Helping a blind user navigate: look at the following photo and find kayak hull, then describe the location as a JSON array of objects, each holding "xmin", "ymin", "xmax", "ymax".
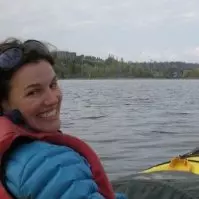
[{"xmin": 142, "ymin": 155, "xmax": 199, "ymax": 175}]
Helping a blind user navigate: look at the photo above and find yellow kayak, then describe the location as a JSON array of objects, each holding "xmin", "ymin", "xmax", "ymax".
[
  {"xmin": 113, "ymin": 149, "xmax": 199, "ymax": 199},
  {"xmin": 141, "ymin": 149, "xmax": 199, "ymax": 175}
]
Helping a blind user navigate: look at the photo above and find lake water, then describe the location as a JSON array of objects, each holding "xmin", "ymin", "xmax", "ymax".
[{"xmin": 59, "ymin": 79, "xmax": 199, "ymax": 180}]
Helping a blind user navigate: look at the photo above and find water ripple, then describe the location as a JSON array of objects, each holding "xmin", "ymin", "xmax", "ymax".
[{"xmin": 59, "ymin": 79, "xmax": 199, "ymax": 180}]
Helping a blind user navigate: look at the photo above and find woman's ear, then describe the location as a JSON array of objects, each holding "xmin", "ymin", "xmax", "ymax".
[{"xmin": 1, "ymin": 100, "xmax": 10, "ymax": 112}]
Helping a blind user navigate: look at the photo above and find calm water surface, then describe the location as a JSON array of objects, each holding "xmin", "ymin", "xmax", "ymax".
[{"xmin": 59, "ymin": 79, "xmax": 199, "ymax": 180}]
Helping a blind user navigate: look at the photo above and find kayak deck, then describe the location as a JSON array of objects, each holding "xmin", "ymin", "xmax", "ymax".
[{"xmin": 141, "ymin": 148, "xmax": 199, "ymax": 175}]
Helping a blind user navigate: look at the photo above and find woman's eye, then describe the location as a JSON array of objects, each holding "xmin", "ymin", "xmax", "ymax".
[
  {"xmin": 26, "ymin": 90, "xmax": 40, "ymax": 96},
  {"xmin": 50, "ymin": 82, "xmax": 58, "ymax": 89}
]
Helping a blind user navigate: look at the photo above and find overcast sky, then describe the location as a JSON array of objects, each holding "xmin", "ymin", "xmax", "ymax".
[{"xmin": 1, "ymin": 0, "xmax": 199, "ymax": 62}]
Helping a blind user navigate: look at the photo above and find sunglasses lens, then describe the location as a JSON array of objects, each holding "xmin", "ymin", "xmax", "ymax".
[
  {"xmin": 0, "ymin": 40, "xmax": 51, "ymax": 71},
  {"xmin": 0, "ymin": 48, "xmax": 22, "ymax": 70},
  {"xmin": 24, "ymin": 40, "xmax": 49, "ymax": 55}
]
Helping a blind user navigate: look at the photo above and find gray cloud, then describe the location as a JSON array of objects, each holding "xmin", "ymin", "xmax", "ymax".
[{"xmin": 1, "ymin": 0, "xmax": 199, "ymax": 62}]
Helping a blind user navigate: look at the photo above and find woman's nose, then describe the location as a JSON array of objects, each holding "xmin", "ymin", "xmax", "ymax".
[{"xmin": 43, "ymin": 89, "xmax": 59, "ymax": 106}]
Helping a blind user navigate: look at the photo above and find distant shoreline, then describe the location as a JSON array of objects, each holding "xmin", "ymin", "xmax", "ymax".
[
  {"xmin": 59, "ymin": 77, "xmax": 199, "ymax": 80},
  {"xmin": 53, "ymin": 51, "xmax": 199, "ymax": 79}
]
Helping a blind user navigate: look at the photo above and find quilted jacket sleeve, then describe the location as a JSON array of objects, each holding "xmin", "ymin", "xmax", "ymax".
[
  {"xmin": 4, "ymin": 140, "xmax": 127, "ymax": 199},
  {"xmin": 4, "ymin": 140, "xmax": 107, "ymax": 199}
]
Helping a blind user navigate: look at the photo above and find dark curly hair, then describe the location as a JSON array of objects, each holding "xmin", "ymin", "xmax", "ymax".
[{"xmin": 0, "ymin": 37, "xmax": 57, "ymax": 113}]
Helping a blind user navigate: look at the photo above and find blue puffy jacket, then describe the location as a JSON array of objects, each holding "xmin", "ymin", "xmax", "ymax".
[{"xmin": 4, "ymin": 140, "xmax": 127, "ymax": 199}]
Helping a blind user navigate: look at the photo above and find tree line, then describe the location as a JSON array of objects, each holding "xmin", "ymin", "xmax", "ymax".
[{"xmin": 51, "ymin": 51, "xmax": 199, "ymax": 79}]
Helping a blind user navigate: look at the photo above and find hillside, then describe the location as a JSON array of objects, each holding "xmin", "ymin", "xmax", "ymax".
[{"xmin": 52, "ymin": 51, "xmax": 199, "ymax": 79}]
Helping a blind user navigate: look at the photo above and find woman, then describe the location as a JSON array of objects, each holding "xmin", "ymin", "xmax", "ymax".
[{"xmin": 0, "ymin": 38, "xmax": 127, "ymax": 199}]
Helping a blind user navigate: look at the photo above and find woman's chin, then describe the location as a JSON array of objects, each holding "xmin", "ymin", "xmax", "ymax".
[{"xmin": 29, "ymin": 118, "xmax": 61, "ymax": 133}]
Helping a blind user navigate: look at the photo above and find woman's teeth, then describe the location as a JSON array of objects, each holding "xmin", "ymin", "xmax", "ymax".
[{"xmin": 39, "ymin": 109, "xmax": 57, "ymax": 118}]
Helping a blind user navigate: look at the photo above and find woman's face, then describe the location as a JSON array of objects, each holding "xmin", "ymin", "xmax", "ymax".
[{"xmin": 3, "ymin": 60, "xmax": 62, "ymax": 133}]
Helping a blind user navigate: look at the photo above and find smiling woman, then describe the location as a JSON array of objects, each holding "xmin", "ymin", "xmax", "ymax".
[
  {"xmin": 4, "ymin": 59, "xmax": 62, "ymax": 132},
  {"xmin": 0, "ymin": 38, "xmax": 127, "ymax": 199}
]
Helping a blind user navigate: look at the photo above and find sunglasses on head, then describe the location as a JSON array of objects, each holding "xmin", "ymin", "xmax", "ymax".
[{"xmin": 0, "ymin": 40, "xmax": 50, "ymax": 71}]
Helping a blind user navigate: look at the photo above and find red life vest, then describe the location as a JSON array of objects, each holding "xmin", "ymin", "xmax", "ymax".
[{"xmin": 0, "ymin": 117, "xmax": 115, "ymax": 199}]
